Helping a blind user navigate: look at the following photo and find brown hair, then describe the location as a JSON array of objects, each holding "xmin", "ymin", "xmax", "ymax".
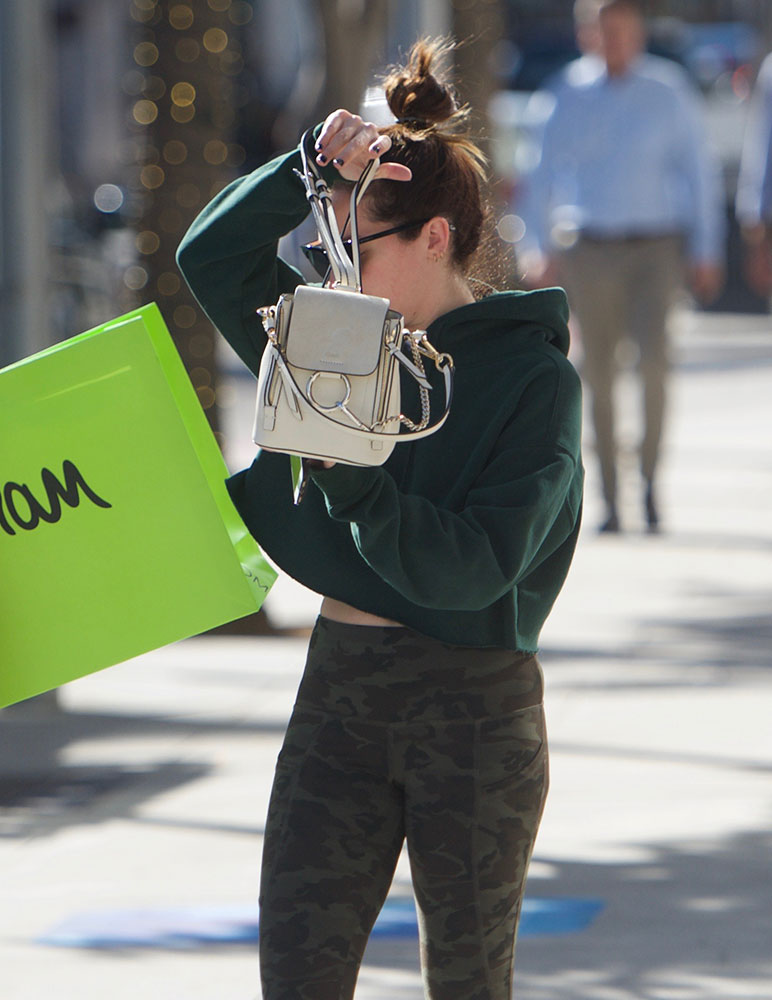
[{"xmin": 364, "ymin": 39, "xmax": 489, "ymax": 276}]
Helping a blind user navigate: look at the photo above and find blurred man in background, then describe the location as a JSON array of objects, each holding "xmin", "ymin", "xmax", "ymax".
[
  {"xmin": 518, "ymin": 0, "xmax": 724, "ymax": 534},
  {"xmin": 736, "ymin": 52, "xmax": 772, "ymax": 298}
]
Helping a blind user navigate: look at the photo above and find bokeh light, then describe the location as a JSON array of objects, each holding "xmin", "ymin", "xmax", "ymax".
[
  {"xmin": 133, "ymin": 99, "xmax": 158, "ymax": 125},
  {"xmin": 136, "ymin": 230, "xmax": 161, "ymax": 255},
  {"xmin": 190, "ymin": 366, "xmax": 211, "ymax": 387},
  {"xmin": 196, "ymin": 386, "xmax": 216, "ymax": 410},
  {"xmin": 122, "ymin": 69, "xmax": 145, "ymax": 95},
  {"xmin": 171, "ymin": 81, "xmax": 196, "ymax": 106},
  {"xmin": 496, "ymin": 214, "xmax": 526, "ymax": 244},
  {"xmin": 175, "ymin": 38, "xmax": 200, "ymax": 63},
  {"xmin": 123, "ymin": 265, "xmax": 149, "ymax": 290},
  {"xmin": 228, "ymin": 1, "xmax": 252, "ymax": 25},
  {"xmin": 130, "ymin": 2, "xmax": 157, "ymax": 24},
  {"xmin": 162, "ymin": 140, "xmax": 188, "ymax": 164},
  {"xmin": 171, "ymin": 105, "xmax": 196, "ymax": 123},
  {"xmin": 174, "ymin": 304, "xmax": 197, "ymax": 328},
  {"xmin": 189, "ymin": 334, "xmax": 212, "ymax": 358},
  {"xmin": 140, "ymin": 164, "xmax": 165, "ymax": 189},
  {"xmin": 203, "ymin": 139, "xmax": 228, "ymax": 165},
  {"xmin": 203, "ymin": 28, "xmax": 228, "ymax": 53},
  {"xmin": 133, "ymin": 41, "xmax": 159, "ymax": 67},
  {"xmin": 158, "ymin": 272, "xmax": 181, "ymax": 296},
  {"xmin": 142, "ymin": 76, "xmax": 166, "ymax": 100},
  {"xmin": 169, "ymin": 4, "xmax": 194, "ymax": 30},
  {"xmin": 93, "ymin": 183, "xmax": 125, "ymax": 213}
]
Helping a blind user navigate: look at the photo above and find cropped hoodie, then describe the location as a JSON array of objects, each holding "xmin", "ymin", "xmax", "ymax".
[{"xmin": 176, "ymin": 138, "xmax": 584, "ymax": 652}]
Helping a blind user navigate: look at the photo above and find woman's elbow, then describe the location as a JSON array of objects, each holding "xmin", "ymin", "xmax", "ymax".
[{"xmin": 175, "ymin": 236, "xmax": 199, "ymax": 278}]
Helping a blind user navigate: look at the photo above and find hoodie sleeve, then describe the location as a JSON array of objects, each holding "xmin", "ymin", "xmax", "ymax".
[
  {"xmin": 309, "ymin": 355, "xmax": 583, "ymax": 611},
  {"xmin": 176, "ymin": 134, "xmax": 337, "ymax": 375}
]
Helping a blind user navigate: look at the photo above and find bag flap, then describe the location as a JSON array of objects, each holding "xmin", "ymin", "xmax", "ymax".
[{"xmin": 285, "ymin": 285, "xmax": 390, "ymax": 376}]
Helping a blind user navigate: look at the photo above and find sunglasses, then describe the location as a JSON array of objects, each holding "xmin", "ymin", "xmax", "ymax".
[{"xmin": 301, "ymin": 218, "xmax": 431, "ymax": 279}]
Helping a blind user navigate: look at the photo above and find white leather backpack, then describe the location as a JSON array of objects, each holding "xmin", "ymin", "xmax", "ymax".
[{"xmin": 252, "ymin": 130, "xmax": 454, "ymax": 474}]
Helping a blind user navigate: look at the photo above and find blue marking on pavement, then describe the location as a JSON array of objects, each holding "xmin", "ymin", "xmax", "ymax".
[{"xmin": 38, "ymin": 897, "xmax": 604, "ymax": 949}]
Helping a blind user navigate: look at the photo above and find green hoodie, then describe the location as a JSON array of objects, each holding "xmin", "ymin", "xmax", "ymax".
[{"xmin": 177, "ymin": 140, "xmax": 583, "ymax": 652}]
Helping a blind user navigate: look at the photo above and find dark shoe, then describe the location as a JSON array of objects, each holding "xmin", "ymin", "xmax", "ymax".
[
  {"xmin": 598, "ymin": 509, "xmax": 620, "ymax": 533},
  {"xmin": 644, "ymin": 483, "xmax": 660, "ymax": 533}
]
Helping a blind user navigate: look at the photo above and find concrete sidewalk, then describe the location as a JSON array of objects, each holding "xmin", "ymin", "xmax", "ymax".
[{"xmin": 1, "ymin": 309, "xmax": 772, "ymax": 999}]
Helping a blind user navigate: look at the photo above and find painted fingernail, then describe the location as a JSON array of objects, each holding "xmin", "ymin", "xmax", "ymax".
[
  {"xmin": 372, "ymin": 142, "xmax": 382, "ymax": 154},
  {"xmin": 333, "ymin": 157, "xmax": 344, "ymax": 167},
  {"xmin": 315, "ymin": 141, "xmax": 323, "ymax": 151},
  {"xmin": 316, "ymin": 153, "xmax": 327, "ymax": 164}
]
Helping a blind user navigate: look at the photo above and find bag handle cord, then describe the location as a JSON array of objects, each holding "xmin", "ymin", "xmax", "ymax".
[{"xmin": 296, "ymin": 129, "xmax": 379, "ymax": 292}]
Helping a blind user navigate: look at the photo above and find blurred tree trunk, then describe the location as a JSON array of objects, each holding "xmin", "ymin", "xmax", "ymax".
[
  {"xmin": 129, "ymin": 0, "xmax": 282, "ymax": 634},
  {"xmin": 313, "ymin": 0, "xmax": 391, "ymax": 119},
  {"xmin": 451, "ymin": 0, "xmax": 506, "ymax": 157},
  {"xmin": 129, "ymin": 0, "xmax": 250, "ymax": 443},
  {"xmin": 451, "ymin": 0, "xmax": 518, "ymax": 288}
]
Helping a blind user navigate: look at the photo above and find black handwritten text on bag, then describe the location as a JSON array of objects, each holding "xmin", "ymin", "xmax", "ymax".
[{"xmin": 0, "ymin": 460, "xmax": 112, "ymax": 536}]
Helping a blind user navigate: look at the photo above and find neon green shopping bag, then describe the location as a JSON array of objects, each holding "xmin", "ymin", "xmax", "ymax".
[{"xmin": 0, "ymin": 303, "xmax": 276, "ymax": 707}]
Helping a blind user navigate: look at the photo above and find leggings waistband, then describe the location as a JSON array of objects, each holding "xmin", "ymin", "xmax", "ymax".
[{"xmin": 294, "ymin": 616, "xmax": 543, "ymax": 724}]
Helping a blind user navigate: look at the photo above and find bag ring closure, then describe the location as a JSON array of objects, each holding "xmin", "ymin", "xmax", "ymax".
[{"xmin": 306, "ymin": 371, "xmax": 351, "ymax": 410}]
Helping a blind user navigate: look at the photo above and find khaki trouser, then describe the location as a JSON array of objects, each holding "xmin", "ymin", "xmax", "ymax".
[{"xmin": 558, "ymin": 234, "xmax": 684, "ymax": 508}]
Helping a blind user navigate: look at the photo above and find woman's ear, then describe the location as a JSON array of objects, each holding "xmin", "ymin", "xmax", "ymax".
[{"xmin": 425, "ymin": 217, "xmax": 451, "ymax": 261}]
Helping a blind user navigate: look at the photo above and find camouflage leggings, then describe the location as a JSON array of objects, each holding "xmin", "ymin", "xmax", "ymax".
[{"xmin": 259, "ymin": 617, "xmax": 549, "ymax": 1000}]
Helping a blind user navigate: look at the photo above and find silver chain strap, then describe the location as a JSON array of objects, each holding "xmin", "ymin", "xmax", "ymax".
[{"xmin": 398, "ymin": 336, "xmax": 431, "ymax": 432}]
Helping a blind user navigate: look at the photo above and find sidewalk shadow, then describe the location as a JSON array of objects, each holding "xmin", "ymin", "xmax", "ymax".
[
  {"xmin": 0, "ymin": 707, "xmax": 285, "ymax": 840},
  {"xmin": 543, "ymin": 587, "xmax": 772, "ymax": 684},
  {"xmin": 512, "ymin": 830, "xmax": 772, "ymax": 999},
  {"xmin": 646, "ymin": 588, "xmax": 772, "ymax": 672},
  {"xmin": 349, "ymin": 830, "xmax": 772, "ymax": 997}
]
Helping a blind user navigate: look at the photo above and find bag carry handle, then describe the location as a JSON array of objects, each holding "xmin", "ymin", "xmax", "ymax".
[{"xmin": 296, "ymin": 129, "xmax": 379, "ymax": 292}]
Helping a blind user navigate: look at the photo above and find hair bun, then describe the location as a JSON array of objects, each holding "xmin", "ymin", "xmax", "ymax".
[
  {"xmin": 367, "ymin": 36, "xmax": 489, "ymax": 284},
  {"xmin": 383, "ymin": 39, "xmax": 460, "ymax": 129}
]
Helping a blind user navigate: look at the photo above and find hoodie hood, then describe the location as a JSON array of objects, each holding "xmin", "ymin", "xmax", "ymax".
[{"xmin": 427, "ymin": 288, "xmax": 571, "ymax": 358}]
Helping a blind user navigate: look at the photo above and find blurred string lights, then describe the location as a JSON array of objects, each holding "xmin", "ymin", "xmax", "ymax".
[{"xmin": 123, "ymin": 0, "xmax": 252, "ymax": 430}]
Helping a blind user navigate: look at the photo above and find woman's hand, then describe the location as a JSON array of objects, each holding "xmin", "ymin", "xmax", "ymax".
[{"xmin": 315, "ymin": 110, "xmax": 412, "ymax": 184}]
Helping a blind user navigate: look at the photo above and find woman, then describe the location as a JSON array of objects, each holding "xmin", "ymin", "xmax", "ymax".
[{"xmin": 177, "ymin": 39, "xmax": 583, "ymax": 1000}]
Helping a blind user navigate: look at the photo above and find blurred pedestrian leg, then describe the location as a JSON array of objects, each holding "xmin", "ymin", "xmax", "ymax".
[{"xmin": 560, "ymin": 234, "xmax": 683, "ymax": 532}]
